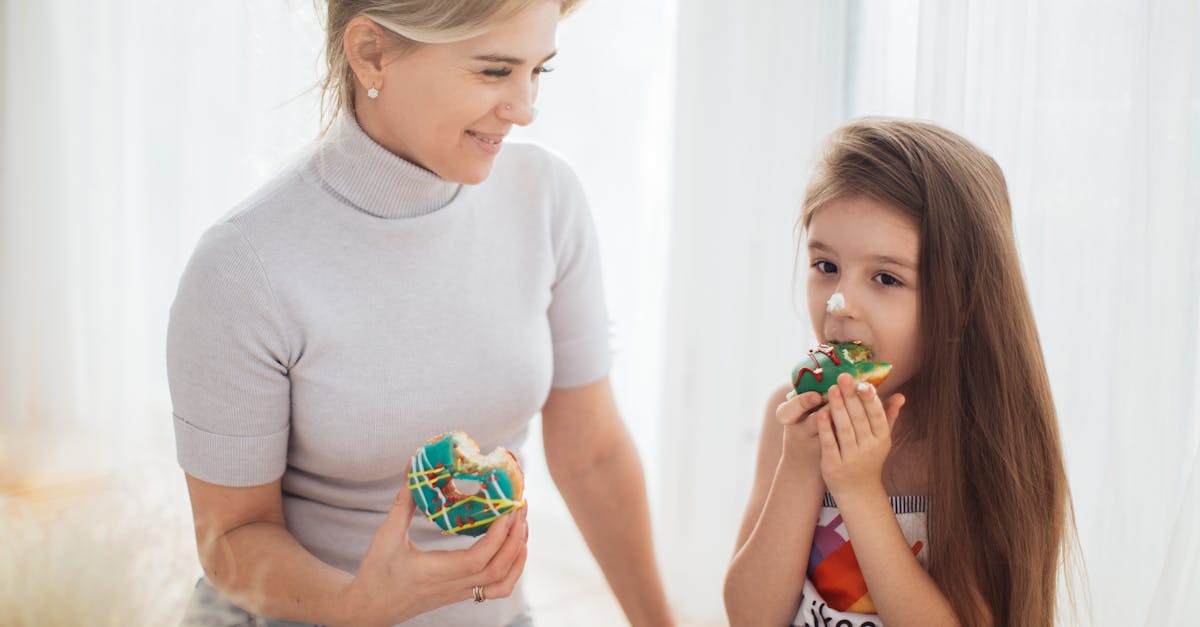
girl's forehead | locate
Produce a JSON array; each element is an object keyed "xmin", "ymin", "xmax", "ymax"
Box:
[{"xmin": 806, "ymin": 197, "xmax": 919, "ymax": 260}]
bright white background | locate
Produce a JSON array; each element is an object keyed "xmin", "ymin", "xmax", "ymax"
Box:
[{"xmin": 2, "ymin": 1, "xmax": 1197, "ymax": 625}]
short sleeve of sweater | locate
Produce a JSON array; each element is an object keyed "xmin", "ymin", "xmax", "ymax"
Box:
[
  {"xmin": 167, "ymin": 221, "xmax": 291, "ymax": 487},
  {"xmin": 546, "ymin": 157, "xmax": 612, "ymax": 388}
]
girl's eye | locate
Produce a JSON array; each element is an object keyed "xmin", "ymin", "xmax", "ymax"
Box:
[
  {"xmin": 874, "ymin": 272, "xmax": 903, "ymax": 287},
  {"xmin": 812, "ymin": 260, "xmax": 838, "ymax": 274},
  {"xmin": 534, "ymin": 65, "xmax": 554, "ymax": 75}
]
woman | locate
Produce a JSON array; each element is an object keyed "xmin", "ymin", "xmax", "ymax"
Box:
[{"xmin": 168, "ymin": 1, "xmax": 673, "ymax": 625}]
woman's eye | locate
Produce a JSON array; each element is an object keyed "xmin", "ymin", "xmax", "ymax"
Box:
[
  {"xmin": 812, "ymin": 260, "xmax": 838, "ymax": 274},
  {"xmin": 483, "ymin": 66, "xmax": 553, "ymax": 78},
  {"xmin": 874, "ymin": 272, "xmax": 903, "ymax": 287}
]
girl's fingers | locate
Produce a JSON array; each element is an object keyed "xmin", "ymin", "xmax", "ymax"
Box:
[
  {"xmin": 776, "ymin": 391, "xmax": 825, "ymax": 425},
  {"xmin": 816, "ymin": 408, "xmax": 840, "ymax": 462},
  {"xmin": 836, "ymin": 374, "xmax": 872, "ymax": 441},
  {"xmin": 858, "ymin": 382, "xmax": 890, "ymax": 436},
  {"xmin": 827, "ymin": 384, "xmax": 858, "ymax": 449}
]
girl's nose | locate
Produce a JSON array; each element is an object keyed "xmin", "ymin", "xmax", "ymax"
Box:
[
  {"xmin": 826, "ymin": 291, "xmax": 847, "ymax": 315},
  {"xmin": 826, "ymin": 287, "xmax": 858, "ymax": 319}
]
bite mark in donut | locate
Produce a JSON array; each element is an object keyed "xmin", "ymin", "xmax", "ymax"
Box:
[
  {"xmin": 792, "ymin": 341, "xmax": 892, "ymax": 398},
  {"xmin": 407, "ymin": 431, "xmax": 525, "ymax": 536}
]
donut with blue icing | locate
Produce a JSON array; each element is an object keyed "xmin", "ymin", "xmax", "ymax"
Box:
[{"xmin": 407, "ymin": 431, "xmax": 525, "ymax": 536}]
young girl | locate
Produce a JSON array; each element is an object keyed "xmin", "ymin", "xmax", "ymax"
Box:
[{"xmin": 724, "ymin": 118, "xmax": 1074, "ymax": 626}]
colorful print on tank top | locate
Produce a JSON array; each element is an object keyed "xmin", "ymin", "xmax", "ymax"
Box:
[{"xmin": 793, "ymin": 494, "xmax": 929, "ymax": 627}]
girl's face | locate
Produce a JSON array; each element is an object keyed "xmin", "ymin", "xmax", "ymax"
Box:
[
  {"xmin": 806, "ymin": 195, "xmax": 922, "ymax": 397},
  {"xmin": 358, "ymin": 1, "xmax": 559, "ymax": 184}
]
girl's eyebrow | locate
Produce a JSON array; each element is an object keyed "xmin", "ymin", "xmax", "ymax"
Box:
[
  {"xmin": 807, "ymin": 240, "xmax": 835, "ymax": 253},
  {"xmin": 869, "ymin": 254, "xmax": 916, "ymax": 270},
  {"xmin": 471, "ymin": 51, "xmax": 558, "ymax": 65},
  {"xmin": 808, "ymin": 240, "xmax": 916, "ymax": 269}
]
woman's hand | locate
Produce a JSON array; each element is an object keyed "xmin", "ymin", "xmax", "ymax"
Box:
[
  {"xmin": 816, "ymin": 373, "xmax": 905, "ymax": 501},
  {"xmin": 338, "ymin": 484, "xmax": 529, "ymax": 627}
]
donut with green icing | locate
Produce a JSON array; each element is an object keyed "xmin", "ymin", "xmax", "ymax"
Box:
[
  {"xmin": 407, "ymin": 431, "xmax": 525, "ymax": 536},
  {"xmin": 792, "ymin": 342, "xmax": 892, "ymax": 398}
]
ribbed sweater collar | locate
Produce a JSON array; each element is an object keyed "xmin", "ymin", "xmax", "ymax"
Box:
[{"xmin": 314, "ymin": 113, "xmax": 461, "ymax": 219}]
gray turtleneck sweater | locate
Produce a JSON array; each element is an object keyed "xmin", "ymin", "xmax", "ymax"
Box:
[{"xmin": 167, "ymin": 114, "xmax": 611, "ymax": 627}]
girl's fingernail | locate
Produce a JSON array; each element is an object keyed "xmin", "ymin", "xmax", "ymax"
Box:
[{"xmin": 786, "ymin": 390, "xmax": 797, "ymax": 400}]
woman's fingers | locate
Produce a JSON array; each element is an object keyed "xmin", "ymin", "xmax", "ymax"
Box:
[
  {"xmin": 776, "ymin": 391, "xmax": 825, "ymax": 425},
  {"xmin": 464, "ymin": 505, "xmax": 529, "ymax": 601},
  {"xmin": 473, "ymin": 506, "xmax": 528, "ymax": 585},
  {"xmin": 492, "ymin": 542, "xmax": 529, "ymax": 598},
  {"xmin": 423, "ymin": 509, "xmax": 517, "ymax": 580},
  {"xmin": 369, "ymin": 473, "xmax": 418, "ymax": 555},
  {"xmin": 474, "ymin": 543, "xmax": 528, "ymax": 602}
]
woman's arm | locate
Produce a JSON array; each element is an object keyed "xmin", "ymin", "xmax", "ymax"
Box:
[
  {"xmin": 185, "ymin": 474, "xmax": 528, "ymax": 627},
  {"xmin": 540, "ymin": 377, "xmax": 674, "ymax": 627},
  {"xmin": 817, "ymin": 374, "xmax": 974, "ymax": 627},
  {"xmin": 724, "ymin": 385, "xmax": 828, "ymax": 626}
]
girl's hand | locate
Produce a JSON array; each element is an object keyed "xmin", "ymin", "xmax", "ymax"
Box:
[
  {"xmin": 816, "ymin": 373, "xmax": 905, "ymax": 500},
  {"xmin": 338, "ymin": 480, "xmax": 529, "ymax": 627},
  {"xmin": 775, "ymin": 390, "xmax": 828, "ymax": 469}
]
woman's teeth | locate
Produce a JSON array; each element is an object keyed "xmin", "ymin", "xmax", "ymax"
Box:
[{"xmin": 467, "ymin": 131, "xmax": 500, "ymax": 145}]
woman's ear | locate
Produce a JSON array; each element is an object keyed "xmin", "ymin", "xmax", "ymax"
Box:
[{"xmin": 344, "ymin": 15, "xmax": 387, "ymax": 90}]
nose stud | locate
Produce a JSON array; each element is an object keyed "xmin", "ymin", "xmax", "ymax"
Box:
[{"xmin": 826, "ymin": 292, "xmax": 846, "ymax": 314}]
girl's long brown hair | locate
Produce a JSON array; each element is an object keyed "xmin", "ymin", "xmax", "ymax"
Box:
[{"xmin": 800, "ymin": 118, "xmax": 1076, "ymax": 626}]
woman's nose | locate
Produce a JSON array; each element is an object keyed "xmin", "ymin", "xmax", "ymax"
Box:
[{"xmin": 497, "ymin": 79, "xmax": 538, "ymax": 126}]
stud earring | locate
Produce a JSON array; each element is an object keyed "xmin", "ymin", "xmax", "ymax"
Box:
[
  {"xmin": 367, "ymin": 86, "xmax": 379, "ymax": 99},
  {"xmin": 504, "ymin": 104, "xmax": 512, "ymax": 110}
]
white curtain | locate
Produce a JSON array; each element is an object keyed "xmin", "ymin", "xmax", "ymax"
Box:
[
  {"xmin": 0, "ymin": 0, "xmax": 325, "ymax": 470},
  {"xmin": 4, "ymin": 1, "xmax": 1198, "ymax": 626},
  {"xmin": 662, "ymin": 0, "xmax": 1200, "ymax": 624}
]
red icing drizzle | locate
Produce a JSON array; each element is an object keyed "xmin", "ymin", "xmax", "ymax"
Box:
[{"xmin": 792, "ymin": 345, "xmax": 843, "ymax": 388}]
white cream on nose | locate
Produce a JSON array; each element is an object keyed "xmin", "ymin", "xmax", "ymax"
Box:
[{"xmin": 826, "ymin": 291, "xmax": 846, "ymax": 315}]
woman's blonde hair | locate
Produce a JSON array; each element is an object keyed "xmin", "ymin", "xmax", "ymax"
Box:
[
  {"xmin": 800, "ymin": 118, "xmax": 1081, "ymax": 626},
  {"xmin": 318, "ymin": 0, "xmax": 582, "ymax": 135}
]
